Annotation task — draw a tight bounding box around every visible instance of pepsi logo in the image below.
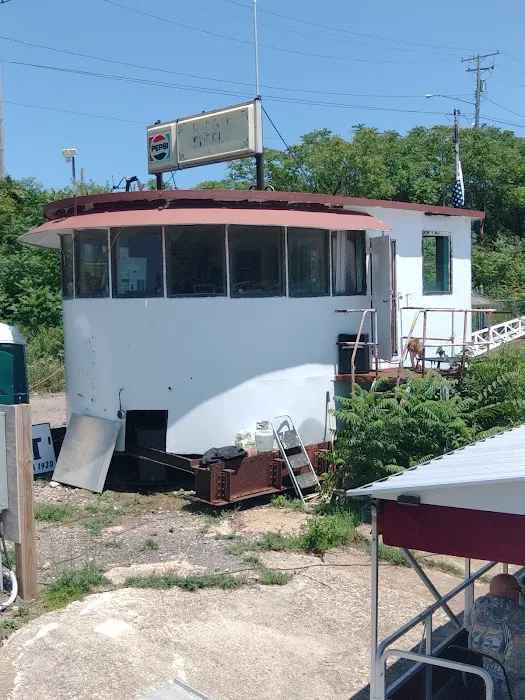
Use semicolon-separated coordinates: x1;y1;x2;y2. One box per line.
149;132;171;162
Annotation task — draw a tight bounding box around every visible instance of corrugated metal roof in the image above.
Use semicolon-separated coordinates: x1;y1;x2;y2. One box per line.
346;424;525;503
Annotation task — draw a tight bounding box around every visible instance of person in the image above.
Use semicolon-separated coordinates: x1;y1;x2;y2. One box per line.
465;573;525;699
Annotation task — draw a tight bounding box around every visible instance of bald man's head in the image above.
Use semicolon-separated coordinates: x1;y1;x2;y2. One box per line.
490;573;521;603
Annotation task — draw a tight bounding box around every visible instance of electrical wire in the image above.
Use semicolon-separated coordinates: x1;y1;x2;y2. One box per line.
0;34;461;99
220;0;474;52
1;59;457;116
484;98;525;123
262;106;315;191
101;0;453;65
170;0;455;56
4;99;145;124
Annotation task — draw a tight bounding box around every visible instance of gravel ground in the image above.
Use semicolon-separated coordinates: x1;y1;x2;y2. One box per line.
30;392;66;428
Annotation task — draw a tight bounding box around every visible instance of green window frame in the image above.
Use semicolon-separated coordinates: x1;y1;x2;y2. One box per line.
422;232;452;294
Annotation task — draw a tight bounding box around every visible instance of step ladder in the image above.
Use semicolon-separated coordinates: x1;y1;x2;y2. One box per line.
271;414;320;503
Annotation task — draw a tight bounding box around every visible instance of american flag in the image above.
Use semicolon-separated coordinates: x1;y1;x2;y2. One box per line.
452;159;465;208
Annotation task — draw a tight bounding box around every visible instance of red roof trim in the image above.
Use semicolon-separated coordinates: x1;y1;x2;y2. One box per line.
43;190;485;221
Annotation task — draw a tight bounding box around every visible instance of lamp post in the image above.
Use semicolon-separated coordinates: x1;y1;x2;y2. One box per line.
61;148;77;193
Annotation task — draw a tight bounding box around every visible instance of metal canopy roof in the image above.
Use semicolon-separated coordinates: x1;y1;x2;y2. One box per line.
346;424;525;516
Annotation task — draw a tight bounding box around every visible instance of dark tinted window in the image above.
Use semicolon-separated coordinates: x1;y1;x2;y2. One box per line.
166;225;225;296
75;229;109;298
60;234;74;298
229;226;284;297
288;228;329;296
111;227;163;297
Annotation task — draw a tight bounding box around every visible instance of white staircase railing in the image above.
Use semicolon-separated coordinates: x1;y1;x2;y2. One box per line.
471;315;525;356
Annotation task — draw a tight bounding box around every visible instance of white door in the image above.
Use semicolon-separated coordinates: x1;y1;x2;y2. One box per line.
371;235;393;361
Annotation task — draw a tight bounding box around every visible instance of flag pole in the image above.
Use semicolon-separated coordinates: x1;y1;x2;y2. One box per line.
454;108;460;176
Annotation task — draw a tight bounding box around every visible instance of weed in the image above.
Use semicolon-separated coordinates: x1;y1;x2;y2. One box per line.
84;503;126;537
271;495;305;511
424;559;463;577
243;554;263;567
377;544;410;567
298;513;356;555
0;619;21;640
34;504;73;523
125;571;243;592
139;538;159;552
258;569;292;586
1;544;14;568
214;533;240;541
44;563;109;609
103;539;123;549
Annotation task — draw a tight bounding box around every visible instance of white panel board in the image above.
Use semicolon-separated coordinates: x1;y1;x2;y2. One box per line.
53;414;120;493
32;423;55;475
176;100;261;170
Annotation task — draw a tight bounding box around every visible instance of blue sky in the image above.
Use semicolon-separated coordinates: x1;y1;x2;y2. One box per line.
1;0;524;190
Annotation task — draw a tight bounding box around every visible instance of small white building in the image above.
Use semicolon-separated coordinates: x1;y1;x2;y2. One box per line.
21;190;483;455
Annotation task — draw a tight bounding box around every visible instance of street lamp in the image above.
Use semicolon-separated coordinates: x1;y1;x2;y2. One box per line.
61;148;77;192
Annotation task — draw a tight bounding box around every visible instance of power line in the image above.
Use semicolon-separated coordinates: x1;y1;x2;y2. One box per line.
0;33;459;100
174;0;454;56
2;58;458;116
220;0;474;52
262;105;315;190
4;100;145;124
484;98;525;122
101;0;453;65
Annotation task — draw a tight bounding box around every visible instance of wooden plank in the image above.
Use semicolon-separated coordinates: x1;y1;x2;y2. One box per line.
1;404;37;600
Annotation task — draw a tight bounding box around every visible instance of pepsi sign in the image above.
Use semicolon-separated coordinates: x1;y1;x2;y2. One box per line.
149;132;171;162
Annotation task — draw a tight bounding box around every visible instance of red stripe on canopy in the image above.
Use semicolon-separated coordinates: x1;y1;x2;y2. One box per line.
380;500;525;565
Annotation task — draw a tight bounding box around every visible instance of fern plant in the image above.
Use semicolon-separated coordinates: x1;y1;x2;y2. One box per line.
329;369;524;492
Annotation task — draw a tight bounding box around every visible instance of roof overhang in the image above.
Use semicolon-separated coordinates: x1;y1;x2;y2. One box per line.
19;207;390;250
347;424;525;563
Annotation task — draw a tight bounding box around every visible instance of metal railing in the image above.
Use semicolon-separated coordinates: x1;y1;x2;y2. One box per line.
335;309;379;393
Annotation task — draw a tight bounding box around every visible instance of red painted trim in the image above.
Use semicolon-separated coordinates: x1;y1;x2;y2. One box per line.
380;500;525;565
43;190;485;222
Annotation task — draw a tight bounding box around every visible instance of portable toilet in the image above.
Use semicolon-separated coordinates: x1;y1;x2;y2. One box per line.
0;324;29;405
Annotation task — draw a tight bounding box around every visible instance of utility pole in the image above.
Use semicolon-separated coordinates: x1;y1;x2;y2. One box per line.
0;72;5;178
461;51;499;128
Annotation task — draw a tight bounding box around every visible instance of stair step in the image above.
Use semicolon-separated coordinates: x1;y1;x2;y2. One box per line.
295;471;319;490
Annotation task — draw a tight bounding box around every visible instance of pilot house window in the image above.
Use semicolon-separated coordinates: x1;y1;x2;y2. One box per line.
331;231;366;295
288;228;329;296
166;225;226;296
229;226;284;297
111;227;163;297
75;229;109;298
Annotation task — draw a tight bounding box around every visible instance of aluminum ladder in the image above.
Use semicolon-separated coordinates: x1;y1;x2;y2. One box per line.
271;415;320;503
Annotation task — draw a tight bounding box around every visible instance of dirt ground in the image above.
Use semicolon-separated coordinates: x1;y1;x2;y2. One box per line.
0;476;494;700
0;394;494;699
30;392;66;428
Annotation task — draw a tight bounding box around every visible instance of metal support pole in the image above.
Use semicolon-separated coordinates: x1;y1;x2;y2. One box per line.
425;614;433;700
255;152;265;190
464;558;474;618
370;504;379;700
373;310;379;378
403;550;460;627
156;172;163;190
71;155;77;195
486;310;493;354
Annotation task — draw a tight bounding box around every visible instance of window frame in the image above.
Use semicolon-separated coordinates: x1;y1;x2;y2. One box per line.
287;227;330;297
228;224;285;298
110;226;164;299
74;228;110;299
422;231;452;296
331;230;367;297
60;233;75;299
165;224;227;298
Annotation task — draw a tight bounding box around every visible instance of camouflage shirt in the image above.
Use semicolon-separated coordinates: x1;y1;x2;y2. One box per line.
466;594;525;699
